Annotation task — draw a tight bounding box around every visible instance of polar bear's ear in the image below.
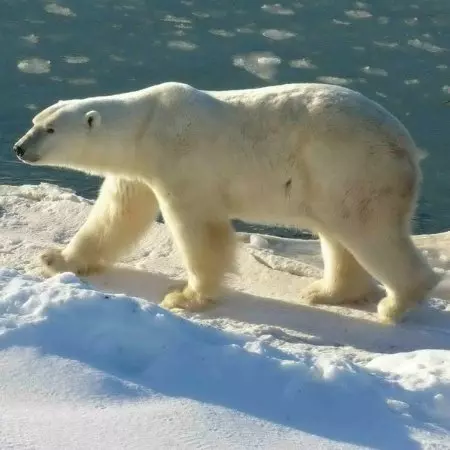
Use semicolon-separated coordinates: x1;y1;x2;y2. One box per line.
85;110;101;130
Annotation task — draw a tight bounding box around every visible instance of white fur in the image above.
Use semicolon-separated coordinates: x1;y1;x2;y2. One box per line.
15;82;440;323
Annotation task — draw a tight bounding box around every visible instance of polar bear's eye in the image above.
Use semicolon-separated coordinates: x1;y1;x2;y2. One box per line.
46;127;55;134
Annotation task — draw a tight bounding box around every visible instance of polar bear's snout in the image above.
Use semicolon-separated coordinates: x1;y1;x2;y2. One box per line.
13;144;25;158
13;140;40;163
13;129;44;164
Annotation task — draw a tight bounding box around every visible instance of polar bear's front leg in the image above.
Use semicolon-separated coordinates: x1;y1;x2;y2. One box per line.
40;176;158;276
160;205;236;311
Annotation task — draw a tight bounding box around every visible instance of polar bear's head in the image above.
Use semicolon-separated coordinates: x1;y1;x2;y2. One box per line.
13;99;122;175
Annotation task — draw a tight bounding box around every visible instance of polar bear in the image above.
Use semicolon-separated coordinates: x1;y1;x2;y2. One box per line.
13;81;439;323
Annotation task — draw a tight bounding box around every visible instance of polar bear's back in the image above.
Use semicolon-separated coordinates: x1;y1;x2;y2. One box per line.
197;82;421;170
208;83;417;153
133;82;419;165
144;82;421;185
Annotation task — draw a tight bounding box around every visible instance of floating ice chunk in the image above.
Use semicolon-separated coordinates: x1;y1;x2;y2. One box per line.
261;29;296;40
232;52;281;80
44;3;76;17
345;10;372;19
17;58;51;74
261;4;295;15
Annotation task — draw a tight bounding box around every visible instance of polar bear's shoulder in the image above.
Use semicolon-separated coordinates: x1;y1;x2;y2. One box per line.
145;82;223;115
146;82;202;100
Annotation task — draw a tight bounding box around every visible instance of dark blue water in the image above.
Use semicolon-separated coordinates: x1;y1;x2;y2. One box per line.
1;0;449;237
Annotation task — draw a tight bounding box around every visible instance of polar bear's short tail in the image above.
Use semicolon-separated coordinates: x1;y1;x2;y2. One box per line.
415;147;429;161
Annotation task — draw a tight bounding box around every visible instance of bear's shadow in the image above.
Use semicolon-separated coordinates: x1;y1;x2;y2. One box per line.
86;266;450;355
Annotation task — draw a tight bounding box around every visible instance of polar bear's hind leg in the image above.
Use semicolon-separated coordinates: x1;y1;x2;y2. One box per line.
349;230;439;323
302;233;381;305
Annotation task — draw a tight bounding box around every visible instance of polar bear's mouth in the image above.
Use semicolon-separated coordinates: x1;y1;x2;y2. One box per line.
17;153;41;164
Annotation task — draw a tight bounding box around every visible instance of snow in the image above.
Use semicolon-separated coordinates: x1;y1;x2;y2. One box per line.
1;183;450;449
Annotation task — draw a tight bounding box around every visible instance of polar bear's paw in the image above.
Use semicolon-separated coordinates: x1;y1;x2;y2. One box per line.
39;248;104;277
161;285;215;312
301;280;343;305
301;279;380;306
377;295;409;325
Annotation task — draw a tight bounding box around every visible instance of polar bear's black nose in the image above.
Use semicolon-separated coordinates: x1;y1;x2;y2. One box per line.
14;144;25;157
